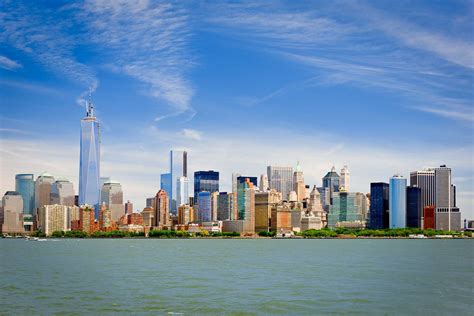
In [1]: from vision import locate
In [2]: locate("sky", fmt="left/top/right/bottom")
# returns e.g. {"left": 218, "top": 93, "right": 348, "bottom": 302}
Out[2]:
{"left": 0, "top": 0, "right": 473, "bottom": 218}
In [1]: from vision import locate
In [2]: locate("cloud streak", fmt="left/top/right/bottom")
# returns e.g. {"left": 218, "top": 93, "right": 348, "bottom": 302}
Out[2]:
{"left": 0, "top": 56, "right": 22, "bottom": 70}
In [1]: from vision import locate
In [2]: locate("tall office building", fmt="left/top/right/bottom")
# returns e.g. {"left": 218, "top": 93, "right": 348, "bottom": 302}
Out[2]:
{"left": 255, "top": 189, "right": 282, "bottom": 232}
{"left": 259, "top": 174, "right": 269, "bottom": 192}
{"left": 406, "top": 186, "right": 422, "bottom": 228}
{"left": 154, "top": 189, "right": 170, "bottom": 228}
{"left": 125, "top": 200, "right": 133, "bottom": 215}
{"left": 322, "top": 166, "right": 340, "bottom": 202}
{"left": 51, "top": 178, "right": 75, "bottom": 206}
{"left": 194, "top": 170, "right": 219, "bottom": 201}
{"left": 197, "top": 191, "right": 211, "bottom": 222}
{"left": 328, "top": 192, "right": 365, "bottom": 228}
{"left": 79, "top": 97, "right": 100, "bottom": 216}
{"left": 410, "top": 168, "right": 435, "bottom": 210}
{"left": 15, "top": 174, "right": 35, "bottom": 215}
{"left": 267, "top": 166, "right": 294, "bottom": 200}
{"left": 340, "top": 165, "right": 350, "bottom": 191}
{"left": 35, "top": 172, "right": 55, "bottom": 215}
{"left": 160, "top": 173, "right": 171, "bottom": 196}
{"left": 1, "top": 191, "right": 24, "bottom": 233}
{"left": 211, "top": 191, "right": 219, "bottom": 221}
{"left": 217, "top": 192, "right": 237, "bottom": 221}
{"left": 169, "top": 150, "right": 187, "bottom": 213}
{"left": 369, "top": 182, "right": 389, "bottom": 229}
{"left": 237, "top": 178, "right": 255, "bottom": 231}
{"left": 434, "top": 165, "right": 460, "bottom": 230}
{"left": 389, "top": 175, "right": 407, "bottom": 228}
{"left": 317, "top": 187, "right": 331, "bottom": 212}
{"left": 101, "top": 180, "right": 124, "bottom": 222}
{"left": 176, "top": 176, "right": 189, "bottom": 207}
{"left": 293, "top": 162, "right": 305, "bottom": 202}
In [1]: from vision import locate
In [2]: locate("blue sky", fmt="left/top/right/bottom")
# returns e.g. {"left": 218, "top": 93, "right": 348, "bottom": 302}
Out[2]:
{"left": 1, "top": 0, "right": 473, "bottom": 218}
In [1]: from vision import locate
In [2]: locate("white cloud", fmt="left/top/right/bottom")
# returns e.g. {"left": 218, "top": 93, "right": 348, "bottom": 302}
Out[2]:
{"left": 0, "top": 56, "right": 22, "bottom": 70}
{"left": 180, "top": 129, "right": 202, "bottom": 141}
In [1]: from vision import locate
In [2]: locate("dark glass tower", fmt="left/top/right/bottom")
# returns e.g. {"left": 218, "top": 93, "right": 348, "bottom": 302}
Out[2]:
{"left": 194, "top": 170, "right": 219, "bottom": 201}
{"left": 15, "top": 174, "right": 35, "bottom": 215}
{"left": 322, "top": 166, "right": 340, "bottom": 203}
{"left": 369, "top": 182, "right": 389, "bottom": 229}
{"left": 406, "top": 186, "right": 422, "bottom": 228}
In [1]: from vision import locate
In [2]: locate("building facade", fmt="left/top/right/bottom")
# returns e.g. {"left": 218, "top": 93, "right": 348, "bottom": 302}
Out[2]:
{"left": 293, "top": 162, "right": 305, "bottom": 202}
{"left": 216, "top": 192, "right": 237, "bottom": 221}
{"left": 237, "top": 178, "right": 255, "bottom": 233}
{"left": 51, "top": 178, "right": 75, "bottom": 206}
{"left": 267, "top": 166, "right": 294, "bottom": 200}
{"left": 194, "top": 170, "right": 219, "bottom": 201}
{"left": 35, "top": 172, "right": 55, "bottom": 217}
{"left": 101, "top": 180, "right": 124, "bottom": 222}
{"left": 38, "top": 204, "right": 68, "bottom": 236}
{"left": 369, "top": 182, "right": 389, "bottom": 229}
{"left": 322, "top": 166, "right": 340, "bottom": 203}
{"left": 176, "top": 176, "right": 189, "bottom": 208}
{"left": 255, "top": 189, "right": 281, "bottom": 232}
{"left": 340, "top": 165, "right": 350, "bottom": 191}
{"left": 406, "top": 186, "right": 422, "bottom": 228}
{"left": 169, "top": 150, "right": 187, "bottom": 213}
{"left": 154, "top": 190, "right": 171, "bottom": 228}
{"left": 197, "top": 191, "right": 211, "bottom": 222}
{"left": 328, "top": 192, "right": 365, "bottom": 228}
{"left": 15, "top": 174, "right": 35, "bottom": 215}
{"left": 389, "top": 175, "right": 407, "bottom": 228}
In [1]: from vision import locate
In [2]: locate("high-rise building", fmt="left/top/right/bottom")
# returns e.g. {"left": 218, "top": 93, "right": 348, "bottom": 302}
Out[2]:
{"left": 406, "top": 186, "right": 422, "bottom": 228}
{"left": 51, "top": 178, "right": 75, "bottom": 206}
{"left": 197, "top": 191, "right": 211, "bottom": 222}
{"left": 80, "top": 205, "right": 96, "bottom": 234}
{"left": 125, "top": 200, "right": 133, "bottom": 215}
{"left": 267, "top": 166, "right": 294, "bottom": 200}
{"left": 410, "top": 168, "right": 435, "bottom": 210}
{"left": 176, "top": 176, "right": 189, "bottom": 208}
{"left": 35, "top": 172, "right": 55, "bottom": 216}
{"left": 1, "top": 191, "right": 24, "bottom": 233}
{"left": 255, "top": 189, "right": 282, "bottom": 232}
{"left": 389, "top": 175, "right": 407, "bottom": 228}
{"left": 259, "top": 174, "right": 269, "bottom": 192}
{"left": 169, "top": 150, "right": 187, "bottom": 213}
{"left": 293, "top": 162, "right": 305, "bottom": 202}
{"left": 237, "top": 178, "right": 255, "bottom": 232}
{"left": 178, "top": 204, "right": 192, "bottom": 225}
{"left": 67, "top": 205, "right": 80, "bottom": 230}
{"left": 15, "top": 174, "right": 35, "bottom": 215}
{"left": 101, "top": 180, "right": 124, "bottom": 222}
{"left": 160, "top": 173, "right": 171, "bottom": 200}
{"left": 194, "top": 170, "right": 219, "bottom": 201}
{"left": 340, "top": 165, "right": 350, "bottom": 191}
{"left": 79, "top": 97, "right": 100, "bottom": 215}
{"left": 328, "top": 192, "right": 365, "bottom": 228}
{"left": 434, "top": 165, "right": 460, "bottom": 230}
{"left": 154, "top": 189, "right": 170, "bottom": 228}
{"left": 211, "top": 191, "right": 219, "bottom": 221}
{"left": 322, "top": 166, "right": 340, "bottom": 203}
{"left": 217, "top": 192, "right": 237, "bottom": 221}
{"left": 38, "top": 204, "right": 68, "bottom": 236}
{"left": 317, "top": 187, "right": 331, "bottom": 212}
{"left": 369, "top": 182, "right": 389, "bottom": 229}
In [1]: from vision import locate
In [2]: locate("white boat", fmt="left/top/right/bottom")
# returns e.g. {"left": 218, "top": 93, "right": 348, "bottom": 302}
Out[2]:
{"left": 409, "top": 234, "right": 427, "bottom": 239}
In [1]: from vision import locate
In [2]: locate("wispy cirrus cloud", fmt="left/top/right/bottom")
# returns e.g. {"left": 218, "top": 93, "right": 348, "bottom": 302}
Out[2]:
{"left": 204, "top": 1, "right": 474, "bottom": 123}
{"left": 0, "top": 56, "right": 22, "bottom": 70}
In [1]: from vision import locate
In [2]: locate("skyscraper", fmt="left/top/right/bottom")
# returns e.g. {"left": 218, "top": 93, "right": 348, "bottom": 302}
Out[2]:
{"left": 217, "top": 192, "right": 237, "bottom": 221}
{"left": 322, "top": 166, "right": 340, "bottom": 202}
{"left": 169, "top": 150, "right": 187, "bottom": 213}
{"left": 15, "top": 174, "right": 34, "bottom": 215}
{"left": 79, "top": 97, "right": 100, "bottom": 216}
{"left": 389, "top": 175, "right": 407, "bottom": 228}
{"left": 194, "top": 170, "right": 219, "bottom": 201}
{"left": 340, "top": 165, "right": 350, "bottom": 191}
{"left": 410, "top": 168, "right": 435, "bottom": 210}
{"left": 434, "top": 165, "right": 460, "bottom": 230}
{"left": 267, "top": 166, "right": 294, "bottom": 200}
{"left": 259, "top": 174, "right": 269, "bottom": 192}
{"left": 176, "top": 176, "right": 189, "bottom": 207}
{"left": 154, "top": 189, "right": 170, "bottom": 228}
{"left": 35, "top": 172, "right": 55, "bottom": 215}
{"left": 101, "top": 180, "right": 124, "bottom": 222}
{"left": 51, "top": 178, "right": 75, "bottom": 206}
{"left": 255, "top": 189, "right": 282, "bottom": 232}
{"left": 328, "top": 192, "right": 365, "bottom": 228}
{"left": 237, "top": 178, "right": 255, "bottom": 229}
{"left": 369, "top": 182, "right": 389, "bottom": 229}
{"left": 293, "top": 162, "right": 305, "bottom": 202}
{"left": 197, "top": 191, "right": 211, "bottom": 222}
{"left": 406, "top": 186, "right": 422, "bottom": 228}
{"left": 1, "top": 191, "right": 24, "bottom": 233}
{"left": 125, "top": 200, "right": 133, "bottom": 215}
{"left": 232, "top": 173, "right": 241, "bottom": 194}
{"left": 160, "top": 173, "right": 171, "bottom": 198}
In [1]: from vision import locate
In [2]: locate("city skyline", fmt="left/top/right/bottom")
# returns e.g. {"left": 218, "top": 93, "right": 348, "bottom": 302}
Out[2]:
{"left": 0, "top": 1, "right": 473, "bottom": 218}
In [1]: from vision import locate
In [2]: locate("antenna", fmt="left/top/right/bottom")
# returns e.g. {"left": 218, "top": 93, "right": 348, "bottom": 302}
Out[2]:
{"left": 86, "top": 86, "right": 94, "bottom": 117}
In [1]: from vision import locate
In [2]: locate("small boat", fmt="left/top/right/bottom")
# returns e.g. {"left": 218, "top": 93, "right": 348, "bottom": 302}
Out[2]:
{"left": 32, "top": 237, "right": 39, "bottom": 241}
{"left": 409, "top": 234, "right": 427, "bottom": 239}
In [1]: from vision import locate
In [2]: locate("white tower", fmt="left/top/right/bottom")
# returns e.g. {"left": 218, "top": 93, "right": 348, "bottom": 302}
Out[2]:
{"left": 340, "top": 165, "right": 350, "bottom": 192}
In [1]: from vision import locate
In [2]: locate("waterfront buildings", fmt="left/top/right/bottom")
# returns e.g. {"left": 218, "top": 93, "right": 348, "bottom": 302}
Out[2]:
{"left": 328, "top": 192, "right": 366, "bottom": 228}
{"left": 237, "top": 178, "right": 255, "bottom": 233}
{"left": 38, "top": 204, "right": 68, "bottom": 236}
{"left": 176, "top": 176, "right": 189, "bottom": 208}
{"left": 15, "top": 174, "right": 34, "bottom": 215}
{"left": 68, "top": 205, "right": 80, "bottom": 230}
{"left": 322, "top": 166, "right": 340, "bottom": 203}
{"left": 434, "top": 165, "right": 460, "bottom": 230}
{"left": 410, "top": 168, "right": 436, "bottom": 210}
{"left": 317, "top": 186, "right": 331, "bottom": 212}
{"left": 80, "top": 205, "right": 96, "bottom": 234}
{"left": 169, "top": 150, "right": 187, "bottom": 213}
{"left": 301, "top": 186, "right": 325, "bottom": 230}
{"left": 216, "top": 192, "right": 237, "bottom": 221}
{"left": 194, "top": 170, "right": 219, "bottom": 201}
{"left": 267, "top": 166, "right": 294, "bottom": 200}
{"left": 232, "top": 173, "right": 241, "bottom": 194}
{"left": 271, "top": 203, "right": 292, "bottom": 233}
{"left": 196, "top": 191, "right": 212, "bottom": 222}
{"left": 0, "top": 191, "right": 24, "bottom": 233}
{"left": 154, "top": 190, "right": 171, "bottom": 229}
{"left": 293, "top": 163, "right": 305, "bottom": 202}
{"left": 178, "top": 204, "right": 192, "bottom": 225}
{"left": 51, "top": 178, "right": 75, "bottom": 206}
{"left": 79, "top": 98, "right": 100, "bottom": 214}
{"left": 259, "top": 174, "right": 269, "bottom": 192}
{"left": 35, "top": 172, "right": 55, "bottom": 216}
{"left": 101, "top": 180, "right": 124, "bottom": 222}
{"left": 125, "top": 200, "right": 133, "bottom": 215}
{"left": 406, "top": 186, "right": 422, "bottom": 228}
{"left": 423, "top": 206, "right": 436, "bottom": 229}
{"left": 160, "top": 173, "right": 172, "bottom": 201}
{"left": 389, "top": 175, "right": 407, "bottom": 228}
{"left": 255, "top": 189, "right": 282, "bottom": 232}
{"left": 340, "top": 165, "right": 350, "bottom": 191}
{"left": 369, "top": 183, "right": 389, "bottom": 229}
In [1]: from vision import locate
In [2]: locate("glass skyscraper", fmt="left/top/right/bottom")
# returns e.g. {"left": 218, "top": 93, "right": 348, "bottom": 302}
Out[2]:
{"left": 79, "top": 98, "right": 100, "bottom": 218}
{"left": 389, "top": 175, "right": 407, "bottom": 228}
{"left": 267, "top": 166, "right": 293, "bottom": 200}
{"left": 169, "top": 150, "right": 187, "bottom": 214}
{"left": 406, "top": 186, "right": 422, "bottom": 228}
{"left": 160, "top": 173, "right": 172, "bottom": 196}
{"left": 197, "top": 191, "right": 211, "bottom": 222}
{"left": 369, "top": 182, "right": 389, "bottom": 229}
{"left": 15, "top": 174, "right": 35, "bottom": 215}
{"left": 176, "top": 176, "right": 189, "bottom": 207}
{"left": 194, "top": 170, "right": 219, "bottom": 200}
{"left": 322, "top": 166, "right": 340, "bottom": 203}
{"left": 328, "top": 192, "right": 364, "bottom": 228}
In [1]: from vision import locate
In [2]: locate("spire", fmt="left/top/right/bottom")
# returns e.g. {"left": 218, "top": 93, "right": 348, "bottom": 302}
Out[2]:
{"left": 331, "top": 166, "right": 336, "bottom": 173}
{"left": 86, "top": 87, "right": 94, "bottom": 117}
{"left": 296, "top": 161, "right": 301, "bottom": 172}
